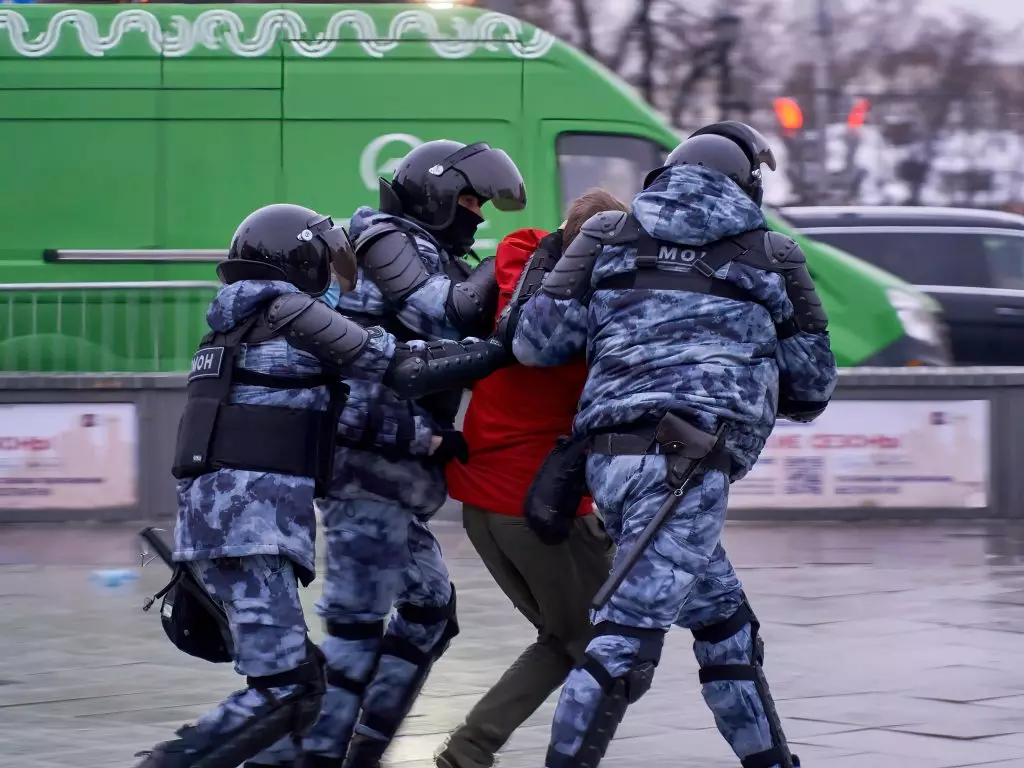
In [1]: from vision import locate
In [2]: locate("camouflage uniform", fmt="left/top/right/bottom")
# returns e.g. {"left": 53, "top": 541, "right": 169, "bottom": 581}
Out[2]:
{"left": 168, "top": 279, "right": 396, "bottom": 766}
{"left": 295, "top": 206, "right": 469, "bottom": 765}
{"left": 513, "top": 166, "right": 838, "bottom": 768}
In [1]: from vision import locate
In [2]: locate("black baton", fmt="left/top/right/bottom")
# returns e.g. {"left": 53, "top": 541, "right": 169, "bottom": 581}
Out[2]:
{"left": 591, "top": 423, "right": 729, "bottom": 612}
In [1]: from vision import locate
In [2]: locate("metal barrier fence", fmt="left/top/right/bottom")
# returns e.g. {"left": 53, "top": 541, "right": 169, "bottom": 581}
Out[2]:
{"left": 0, "top": 368, "right": 1019, "bottom": 524}
{"left": 0, "top": 281, "right": 220, "bottom": 374}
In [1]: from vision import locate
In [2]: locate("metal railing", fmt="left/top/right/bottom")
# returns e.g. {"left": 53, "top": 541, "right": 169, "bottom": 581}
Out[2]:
{"left": 0, "top": 281, "right": 220, "bottom": 373}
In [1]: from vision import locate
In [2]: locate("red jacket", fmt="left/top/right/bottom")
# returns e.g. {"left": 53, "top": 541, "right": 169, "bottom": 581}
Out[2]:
{"left": 446, "top": 228, "right": 593, "bottom": 517}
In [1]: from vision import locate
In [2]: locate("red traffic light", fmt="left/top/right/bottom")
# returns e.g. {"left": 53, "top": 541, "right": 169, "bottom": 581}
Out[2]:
{"left": 773, "top": 97, "right": 804, "bottom": 135}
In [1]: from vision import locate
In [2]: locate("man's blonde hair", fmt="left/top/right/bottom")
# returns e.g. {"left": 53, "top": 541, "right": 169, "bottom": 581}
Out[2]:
{"left": 563, "top": 188, "right": 630, "bottom": 247}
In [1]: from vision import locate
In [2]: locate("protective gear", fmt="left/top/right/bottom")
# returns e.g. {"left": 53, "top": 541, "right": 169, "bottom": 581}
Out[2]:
{"left": 645, "top": 122, "right": 777, "bottom": 207}
{"left": 378, "top": 139, "right": 526, "bottom": 252}
{"left": 354, "top": 221, "right": 500, "bottom": 338}
{"left": 583, "top": 215, "right": 828, "bottom": 346}
{"left": 343, "top": 588, "right": 460, "bottom": 768}
{"left": 544, "top": 622, "right": 665, "bottom": 768}
{"left": 171, "top": 299, "right": 350, "bottom": 497}
{"left": 692, "top": 598, "right": 800, "bottom": 768}
{"left": 448, "top": 257, "right": 500, "bottom": 339}
{"left": 386, "top": 338, "right": 510, "bottom": 401}
{"left": 322, "top": 618, "right": 386, "bottom": 700}
{"left": 540, "top": 212, "right": 632, "bottom": 303}
{"left": 134, "top": 645, "right": 327, "bottom": 768}
{"left": 760, "top": 231, "right": 829, "bottom": 335}
{"left": 217, "top": 204, "right": 357, "bottom": 297}
{"left": 495, "top": 230, "right": 563, "bottom": 349}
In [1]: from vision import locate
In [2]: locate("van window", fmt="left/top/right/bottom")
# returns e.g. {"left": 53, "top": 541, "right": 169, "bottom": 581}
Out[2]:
{"left": 982, "top": 234, "right": 1024, "bottom": 291}
{"left": 809, "top": 231, "right": 992, "bottom": 288}
{"left": 556, "top": 134, "right": 665, "bottom": 216}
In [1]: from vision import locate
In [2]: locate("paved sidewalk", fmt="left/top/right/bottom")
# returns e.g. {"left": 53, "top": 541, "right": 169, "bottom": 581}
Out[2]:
{"left": 1, "top": 520, "right": 1024, "bottom": 768}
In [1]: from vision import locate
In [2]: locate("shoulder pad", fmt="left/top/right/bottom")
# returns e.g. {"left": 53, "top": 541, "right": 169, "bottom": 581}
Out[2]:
{"left": 353, "top": 220, "right": 404, "bottom": 254}
{"left": 265, "top": 292, "right": 318, "bottom": 330}
{"left": 357, "top": 228, "right": 431, "bottom": 304}
{"left": 763, "top": 231, "right": 805, "bottom": 265}
{"left": 580, "top": 210, "right": 633, "bottom": 242}
{"left": 266, "top": 293, "right": 371, "bottom": 367}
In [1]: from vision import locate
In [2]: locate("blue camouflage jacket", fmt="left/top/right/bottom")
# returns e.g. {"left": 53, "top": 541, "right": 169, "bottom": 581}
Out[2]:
{"left": 325, "top": 207, "right": 474, "bottom": 513}
{"left": 173, "top": 280, "right": 396, "bottom": 584}
{"left": 512, "top": 166, "right": 838, "bottom": 479}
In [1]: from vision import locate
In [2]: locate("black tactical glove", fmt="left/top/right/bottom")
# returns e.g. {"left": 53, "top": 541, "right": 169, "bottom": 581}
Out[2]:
{"left": 429, "top": 430, "right": 470, "bottom": 465}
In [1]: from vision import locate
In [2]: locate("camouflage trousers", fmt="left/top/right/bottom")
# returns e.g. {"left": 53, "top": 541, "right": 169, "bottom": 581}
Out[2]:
{"left": 546, "top": 453, "right": 781, "bottom": 768}
{"left": 263, "top": 498, "right": 453, "bottom": 763}
{"left": 181, "top": 556, "right": 311, "bottom": 763}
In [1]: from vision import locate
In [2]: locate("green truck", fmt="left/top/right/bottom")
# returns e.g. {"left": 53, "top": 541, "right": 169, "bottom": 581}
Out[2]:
{"left": 0, "top": 2, "right": 949, "bottom": 372}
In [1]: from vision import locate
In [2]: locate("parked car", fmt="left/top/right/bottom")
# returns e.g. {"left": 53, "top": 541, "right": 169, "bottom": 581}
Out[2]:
{"left": 780, "top": 205, "right": 1024, "bottom": 366}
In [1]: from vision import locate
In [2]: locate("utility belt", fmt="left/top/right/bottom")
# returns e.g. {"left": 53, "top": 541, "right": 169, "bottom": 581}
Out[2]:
{"left": 523, "top": 411, "right": 731, "bottom": 524}
{"left": 589, "top": 412, "right": 732, "bottom": 488}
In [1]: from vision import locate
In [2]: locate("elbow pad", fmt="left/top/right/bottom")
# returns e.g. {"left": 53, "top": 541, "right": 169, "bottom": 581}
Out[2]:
{"left": 266, "top": 293, "right": 369, "bottom": 367}
{"left": 355, "top": 225, "right": 430, "bottom": 305}
{"left": 763, "top": 232, "right": 829, "bottom": 338}
{"left": 446, "top": 257, "right": 500, "bottom": 338}
{"left": 385, "top": 338, "right": 509, "bottom": 400}
{"left": 540, "top": 211, "right": 630, "bottom": 303}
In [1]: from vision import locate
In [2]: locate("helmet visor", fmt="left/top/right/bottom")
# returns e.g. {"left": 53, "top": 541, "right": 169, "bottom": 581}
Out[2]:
{"left": 452, "top": 147, "right": 527, "bottom": 212}
{"left": 691, "top": 121, "right": 777, "bottom": 172}
{"left": 307, "top": 215, "right": 358, "bottom": 294}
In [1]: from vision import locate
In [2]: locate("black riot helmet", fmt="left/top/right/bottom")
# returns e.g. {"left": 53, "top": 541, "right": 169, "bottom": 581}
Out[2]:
{"left": 216, "top": 204, "right": 357, "bottom": 298}
{"left": 379, "top": 139, "right": 527, "bottom": 244}
{"left": 644, "top": 121, "right": 778, "bottom": 206}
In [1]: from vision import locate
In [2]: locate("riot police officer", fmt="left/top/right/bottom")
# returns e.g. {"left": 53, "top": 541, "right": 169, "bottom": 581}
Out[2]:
{"left": 278, "top": 141, "right": 527, "bottom": 768}
{"left": 505, "top": 122, "right": 838, "bottom": 768}
{"left": 135, "top": 203, "right": 510, "bottom": 768}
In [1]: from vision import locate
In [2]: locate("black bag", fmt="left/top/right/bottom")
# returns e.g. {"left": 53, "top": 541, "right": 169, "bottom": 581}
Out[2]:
{"left": 140, "top": 528, "right": 234, "bottom": 664}
{"left": 522, "top": 434, "right": 591, "bottom": 546}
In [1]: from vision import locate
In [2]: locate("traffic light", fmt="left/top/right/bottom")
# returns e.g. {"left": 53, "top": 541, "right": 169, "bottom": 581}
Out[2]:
{"left": 773, "top": 97, "right": 804, "bottom": 137}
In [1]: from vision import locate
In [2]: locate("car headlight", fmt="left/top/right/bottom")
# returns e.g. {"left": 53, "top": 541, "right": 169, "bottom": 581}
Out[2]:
{"left": 886, "top": 288, "right": 943, "bottom": 346}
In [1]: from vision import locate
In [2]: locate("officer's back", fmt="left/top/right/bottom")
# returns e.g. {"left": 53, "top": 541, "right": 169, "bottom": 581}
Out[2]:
{"left": 514, "top": 123, "right": 836, "bottom": 479}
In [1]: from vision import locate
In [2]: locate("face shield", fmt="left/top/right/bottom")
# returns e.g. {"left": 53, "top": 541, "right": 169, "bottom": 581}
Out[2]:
{"left": 446, "top": 143, "right": 528, "bottom": 213}
{"left": 691, "top": 121, "right": 777, "bottom": 172}
{"left": 303, "top": 214, "right": 357, "bottom": 294}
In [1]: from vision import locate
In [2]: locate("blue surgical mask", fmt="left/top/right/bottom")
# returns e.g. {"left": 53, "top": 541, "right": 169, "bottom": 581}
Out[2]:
{"left": 320, "top": 276, "right": 341, "bottom": 308}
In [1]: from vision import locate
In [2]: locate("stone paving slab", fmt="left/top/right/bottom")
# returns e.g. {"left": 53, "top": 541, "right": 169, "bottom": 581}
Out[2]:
{"left": 1, "top": 520, "right": 1024, "bottom": 767}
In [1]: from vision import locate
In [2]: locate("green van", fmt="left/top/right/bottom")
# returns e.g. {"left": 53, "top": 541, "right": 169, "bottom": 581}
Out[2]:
{"left": 0, "top": 2, "right": 949, "bottom": 372}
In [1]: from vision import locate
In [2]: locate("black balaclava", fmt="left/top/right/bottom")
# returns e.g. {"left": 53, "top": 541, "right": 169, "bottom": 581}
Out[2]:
{"left": 440, "top": 204, "right": 485, "bottom": 257}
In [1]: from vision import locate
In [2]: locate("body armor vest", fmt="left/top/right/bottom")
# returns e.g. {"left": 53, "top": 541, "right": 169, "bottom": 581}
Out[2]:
{"left": 172, "top": 311, "right": 349, "bottom": 496}
{"left": 594, "top": 215, "right": 799, "bottom": 340}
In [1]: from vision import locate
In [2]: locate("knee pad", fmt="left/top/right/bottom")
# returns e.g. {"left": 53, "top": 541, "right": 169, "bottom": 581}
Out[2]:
{"left": 546, "top": 622, "right": 666, "bottom": 768}
{"left": 322, "top": 618, "right": 386, "bottom": 699}
{"left": 691, "top": 596, "right": 799, "bottom": 768}
{"left": 393, "top": 583, "right": 459, "bottom": 659}
{"left": 347, "top": 585, "right": 459, "bottom": 758}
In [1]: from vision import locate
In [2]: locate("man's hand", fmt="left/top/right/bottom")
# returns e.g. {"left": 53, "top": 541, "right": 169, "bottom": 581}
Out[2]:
{"left": 428, "top": 430, "right": 470, "bottom": 465}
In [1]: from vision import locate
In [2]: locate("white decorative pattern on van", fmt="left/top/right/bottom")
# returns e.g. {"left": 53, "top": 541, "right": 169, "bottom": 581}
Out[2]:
{"left": 0, "top": 8, "right": 556, "bottom": 59}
